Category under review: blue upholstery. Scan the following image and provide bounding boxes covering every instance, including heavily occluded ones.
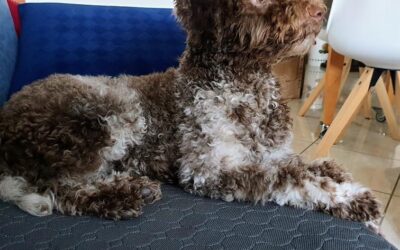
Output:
[0,0,17,105]
[9,3,186,98]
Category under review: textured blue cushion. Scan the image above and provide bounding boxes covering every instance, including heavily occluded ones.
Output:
[0,0,17,105]
[9,3,186,98]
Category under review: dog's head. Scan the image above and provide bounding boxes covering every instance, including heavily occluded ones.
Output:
[175,0,326,61]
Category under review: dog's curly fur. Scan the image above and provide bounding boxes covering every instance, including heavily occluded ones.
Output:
[0,0,382,232]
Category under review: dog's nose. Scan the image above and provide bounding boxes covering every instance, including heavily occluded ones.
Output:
[307,5,326,21]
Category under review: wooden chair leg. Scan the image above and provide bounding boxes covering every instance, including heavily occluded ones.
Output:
[385,71,396,104]
[375,77,400,140]
[299,51,350,119]
[313,68,374,158]
[357,67,373,119]
[338,57,352,95]
[395,71,400,113]
[322,48,346,126]
[335,93,371,144]
[361,91,373,119]
[335,64,364,143]
[298,78,325,116]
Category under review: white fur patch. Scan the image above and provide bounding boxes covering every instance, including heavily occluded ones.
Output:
[0,176,54,216]
[334,182,368,204]
[72,75,148,179]
[72,75,111,96]
[0,176,27,201]
[261,133,293,164]
[272,183,305,207]
[101,111,146,162]
[16,193,54,217]
[304,179,333,207]
[97,91,146,179]
[179,72,290,194]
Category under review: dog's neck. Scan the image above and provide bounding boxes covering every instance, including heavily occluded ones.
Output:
[178,47,281,84]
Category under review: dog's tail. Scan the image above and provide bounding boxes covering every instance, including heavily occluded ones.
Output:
[0,168,54,217]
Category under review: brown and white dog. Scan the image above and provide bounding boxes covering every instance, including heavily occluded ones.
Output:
[0,0,382,232]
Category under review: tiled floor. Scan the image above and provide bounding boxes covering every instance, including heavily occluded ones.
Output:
[288,98,400,248]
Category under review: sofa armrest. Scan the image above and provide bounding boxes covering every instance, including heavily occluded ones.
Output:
[0,0,18,105]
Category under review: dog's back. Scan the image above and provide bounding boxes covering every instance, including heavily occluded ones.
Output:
[0,69,178,217]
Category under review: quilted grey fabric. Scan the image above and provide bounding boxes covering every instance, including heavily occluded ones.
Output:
[0,185,395,250]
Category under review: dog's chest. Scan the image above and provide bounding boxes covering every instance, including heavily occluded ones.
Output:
[181,85,279,168]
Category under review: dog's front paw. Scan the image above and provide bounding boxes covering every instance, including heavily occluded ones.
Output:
[348,191,382,222]
[330,191,382,227]
[138,178,162,205]
[90,176,162,220]
[364,220,382,235]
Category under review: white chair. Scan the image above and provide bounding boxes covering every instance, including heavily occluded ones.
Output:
[313,0,400,158]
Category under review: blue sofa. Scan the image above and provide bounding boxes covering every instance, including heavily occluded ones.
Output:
[0,2,396,250]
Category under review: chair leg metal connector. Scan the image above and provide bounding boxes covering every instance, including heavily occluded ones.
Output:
[319,122,330,138]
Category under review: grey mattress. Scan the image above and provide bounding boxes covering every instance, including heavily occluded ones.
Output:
[0,185,395,250]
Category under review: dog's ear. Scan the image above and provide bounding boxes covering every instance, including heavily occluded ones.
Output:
[244,0,273,14]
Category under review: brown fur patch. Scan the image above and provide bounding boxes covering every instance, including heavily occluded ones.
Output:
[0,75,115,183]
[308,160,352,184]
[326,191,382,222]
[56,175,161,219]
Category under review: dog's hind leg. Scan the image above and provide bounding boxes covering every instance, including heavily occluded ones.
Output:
[0,175,54,216]
[0,75,154,219]
[54,174,161,220]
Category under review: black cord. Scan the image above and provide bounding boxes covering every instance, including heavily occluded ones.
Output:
[300,137,321,155]
[299,123,328,155]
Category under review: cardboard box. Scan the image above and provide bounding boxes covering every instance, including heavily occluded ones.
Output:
[272,56,305,100]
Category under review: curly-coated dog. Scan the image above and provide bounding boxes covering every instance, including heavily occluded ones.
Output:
[0,0,382,232]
